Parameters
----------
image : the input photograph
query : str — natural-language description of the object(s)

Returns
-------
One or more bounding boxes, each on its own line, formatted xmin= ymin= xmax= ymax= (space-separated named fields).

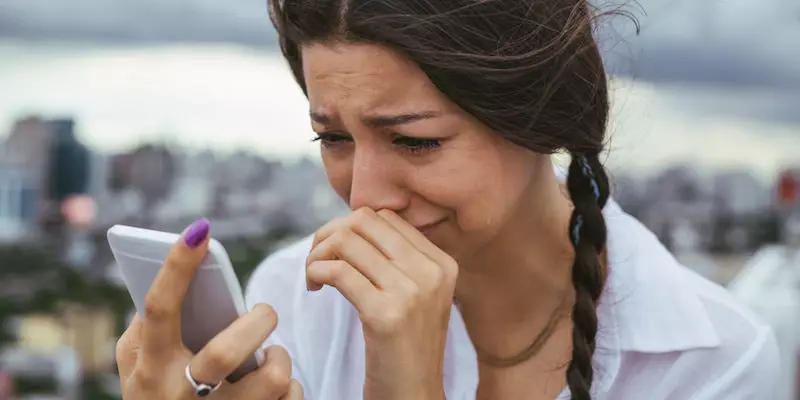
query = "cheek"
xmin=434 ymin=144 xmax=533 ymax=239
xmin=415 ymin=147 xmax=530 ymax=236
xmin=452 ymin=174 xmax=524 ymax=236
xmin=321 ymin=154 xmax=352 ymax=203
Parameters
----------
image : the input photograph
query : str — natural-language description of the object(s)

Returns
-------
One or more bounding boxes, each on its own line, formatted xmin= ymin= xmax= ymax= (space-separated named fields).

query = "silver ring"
xmin=185 ymin=363 xmax=222 ymax=398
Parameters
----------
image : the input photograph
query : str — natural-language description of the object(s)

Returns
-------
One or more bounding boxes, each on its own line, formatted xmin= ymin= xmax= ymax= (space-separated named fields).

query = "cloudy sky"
xmin=0 ymin=0 xmax=798 ymax=179
xmin=2 ymin=0 xmax=798 ymax=89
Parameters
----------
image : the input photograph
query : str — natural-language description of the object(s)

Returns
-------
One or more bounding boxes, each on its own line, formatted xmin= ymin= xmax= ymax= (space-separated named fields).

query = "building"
xmin=2 ymin=116 xmax=98 ymax=232
xmin=2 ymin=116 xmax=55 ymax=195
xmin=271 ymin=157 xmax=348 ymax=231
xmin=638 ymin=165 xmax=716 ymax=250
xmin=0 ymin=160 xmax=38 ymax=243
xmin=712 ymin=170 xmax=768 ymax=216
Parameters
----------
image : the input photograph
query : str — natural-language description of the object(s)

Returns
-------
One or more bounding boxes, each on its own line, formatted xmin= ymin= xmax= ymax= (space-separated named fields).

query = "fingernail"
xmin=184 ymin=218 xmax=210 ymax=248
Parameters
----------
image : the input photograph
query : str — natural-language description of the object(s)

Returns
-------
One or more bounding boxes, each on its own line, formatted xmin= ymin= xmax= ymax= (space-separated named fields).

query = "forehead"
xmin=300 ymin=42 xmax=451 ymax=114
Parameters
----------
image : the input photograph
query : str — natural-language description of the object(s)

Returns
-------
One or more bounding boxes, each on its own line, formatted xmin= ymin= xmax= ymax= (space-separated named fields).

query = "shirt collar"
xmin=602 ymin=199 xmax=721 ymax=352
xmin=553 ymin=162 xmax=720 ymax=350
xmin=586 ymin=199 xmax=721 ymax=397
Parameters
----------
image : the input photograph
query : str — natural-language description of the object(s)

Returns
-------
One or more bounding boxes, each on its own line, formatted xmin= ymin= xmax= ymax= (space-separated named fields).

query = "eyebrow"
xmin=310 ymin=111 xmax=442 ymax=127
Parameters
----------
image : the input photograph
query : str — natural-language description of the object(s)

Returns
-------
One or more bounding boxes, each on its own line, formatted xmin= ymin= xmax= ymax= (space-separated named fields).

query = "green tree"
xmin=1 ymin=244 xmax=131 ymax=399
xmin=0 ymin=244 xmax=131 ymax=351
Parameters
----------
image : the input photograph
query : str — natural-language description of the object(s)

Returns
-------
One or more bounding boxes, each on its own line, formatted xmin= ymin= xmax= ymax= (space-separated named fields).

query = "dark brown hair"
xmin=269 ymin=0 xmax=622 ymax=397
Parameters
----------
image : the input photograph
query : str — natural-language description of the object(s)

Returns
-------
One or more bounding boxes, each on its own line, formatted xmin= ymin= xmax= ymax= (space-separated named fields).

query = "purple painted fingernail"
xmin=184 ymin=218 xmax=210 ymax=248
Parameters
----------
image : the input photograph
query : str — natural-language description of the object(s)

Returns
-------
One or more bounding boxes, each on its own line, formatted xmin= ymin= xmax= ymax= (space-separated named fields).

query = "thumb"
xmin=116 ymin=313 xmax=144 ymax=387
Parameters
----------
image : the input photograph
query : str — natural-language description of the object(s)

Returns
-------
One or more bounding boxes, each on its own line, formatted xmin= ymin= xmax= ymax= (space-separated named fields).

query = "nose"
xmin=348 ymin=147 xmax=408 ymax=212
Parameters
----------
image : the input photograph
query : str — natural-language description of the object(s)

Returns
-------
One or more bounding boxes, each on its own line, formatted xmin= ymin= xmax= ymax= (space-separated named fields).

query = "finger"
xmin=313 ymin=207 xmax=422 ymax=268
xmin=377 ymin=210 xmax=456 ymax=271
xmin=236 ymin=345 xmax=293 ymax=400
xmin=308 ymin=214 xmax=353 ymax=291
xmin=311 ymin=214 xmax=348 ymax=248
xmin=307 ymin=260 xmax=379 ymax=308
xmin=310 ymin=208 xmax=435 ymax=287
xmin=346 ymin=209 xmax=441 ymax=284
xmin=116 ymin=313 xmax=144 ymax=388
xmin=279 ymin=380 xmax=304 ymax=400
xmin=306 ymin=228 xmax=406 ymax=290
xmin=189 ymin=303 xmax=278 ymax=386
xmin=141 ymin=218 xmax=210 ymax=357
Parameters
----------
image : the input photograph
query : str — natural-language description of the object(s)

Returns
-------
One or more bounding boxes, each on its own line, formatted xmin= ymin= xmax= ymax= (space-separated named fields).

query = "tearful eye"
xmin=311 ymin=132 xmax=351 ymax=148
xmin=311 ymin=132 xmax=442 ymax=155
xmin=392 ymin=136 xmax=441 ymax=154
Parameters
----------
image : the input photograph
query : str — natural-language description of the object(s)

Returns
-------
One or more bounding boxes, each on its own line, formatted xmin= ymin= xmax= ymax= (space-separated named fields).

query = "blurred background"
xmin=0 ymin=0 xmax=799 ymax=399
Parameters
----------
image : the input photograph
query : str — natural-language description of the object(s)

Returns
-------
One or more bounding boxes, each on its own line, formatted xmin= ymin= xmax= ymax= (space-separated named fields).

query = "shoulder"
xmin=676 ymin=269 xmax=781 ymax=399
xmin=601 ymin=202 xmax=781 ymax=399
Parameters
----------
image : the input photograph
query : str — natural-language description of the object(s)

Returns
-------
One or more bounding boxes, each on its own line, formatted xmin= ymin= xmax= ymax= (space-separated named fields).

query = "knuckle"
xmin=329 ymin=260 xmax=349 ymax=277
xmin=426 ymin=265 xmax=446 ymax=287
xmin=314 ymin=215 xmax=346 ymax=245
xmin=402 ymin=279 xmax=422 ymax=298
xmin=164 ymin=252 xmax=189 ymax=273
xmin=132 ymin=367 xmax=160 ymax=389
xmin=331 ymin=229 xmax=351 ymax=247
xmin=386 ymin=234 xmax=411 ymax=254
xmin=323 ymin=260 xmax=350 ymax=286
xmin=312 ymin=228 xmax=325 ymax=247
xmin=143 ymin=292 xmax=169 ymax=321
xmin=441 ymin=256 xmax=459 ymax=280
xmin=375 ymin=209 xmax=394 ymax=219
xmin=263 ymin=363 xmax=292 ymax=391
xmin=203 ymin=343 xmax=239 ymax=371
xmin=253 ymin=302 xmax=277 ymax=320
xmin=351 ymin=207 xmax=376 ymax=227
xmin=252 ymin=303 xmax=278 ymax=331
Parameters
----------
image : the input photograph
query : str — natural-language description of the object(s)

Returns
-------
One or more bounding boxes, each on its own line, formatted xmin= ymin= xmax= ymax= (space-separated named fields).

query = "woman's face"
xmin=301 ymin=42 xmax=547 ymax=259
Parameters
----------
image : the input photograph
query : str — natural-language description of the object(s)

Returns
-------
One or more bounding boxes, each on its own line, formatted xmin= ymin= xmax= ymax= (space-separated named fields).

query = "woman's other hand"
xmin=307 ymin=208 xmax=457 ymax=400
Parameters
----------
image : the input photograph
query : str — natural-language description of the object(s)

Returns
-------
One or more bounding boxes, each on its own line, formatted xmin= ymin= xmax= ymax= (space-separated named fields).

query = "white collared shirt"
xmin=245 ymin=198 xmax=781 ymax=399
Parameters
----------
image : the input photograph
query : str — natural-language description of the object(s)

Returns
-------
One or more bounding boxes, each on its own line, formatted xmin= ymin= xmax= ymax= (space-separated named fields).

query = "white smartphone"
xmin=107 ymin=224 xmax=264 ymax=382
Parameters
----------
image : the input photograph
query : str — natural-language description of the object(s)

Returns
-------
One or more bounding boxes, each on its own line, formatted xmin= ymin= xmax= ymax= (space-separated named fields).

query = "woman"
xmin=115 ymin=0 xmax=780 ymax=399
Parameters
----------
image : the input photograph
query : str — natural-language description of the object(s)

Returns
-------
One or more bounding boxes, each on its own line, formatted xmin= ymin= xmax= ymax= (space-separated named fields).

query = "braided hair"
xmin=565 ymin=153 xmax=610 ymax=399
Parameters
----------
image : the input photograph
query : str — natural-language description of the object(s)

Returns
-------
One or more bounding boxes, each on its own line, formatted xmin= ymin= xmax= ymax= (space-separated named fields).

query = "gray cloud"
xmin=618 ymin=42 xmax=800 ymax=90
xmin=2 ymin=0 xmax=799 ymax=88
xmin=663 ymin=86 xmax=800 ymax=127
xmin=596 ymin=0 xmax=800 ymax=125
xmin=1 ymin=0 xmax=799 ymax=126
xmin=0 ymin=0 xmax=276 ymax=45
xmin=598 ymin=0 xmax=800 ymax=90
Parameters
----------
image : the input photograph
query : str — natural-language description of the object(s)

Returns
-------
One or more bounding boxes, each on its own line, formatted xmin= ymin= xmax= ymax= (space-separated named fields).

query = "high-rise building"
xmin=2 ymin=116 xmax=94 ymax=228
xmin=0 ymin=160 xmax=38 ymax=243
